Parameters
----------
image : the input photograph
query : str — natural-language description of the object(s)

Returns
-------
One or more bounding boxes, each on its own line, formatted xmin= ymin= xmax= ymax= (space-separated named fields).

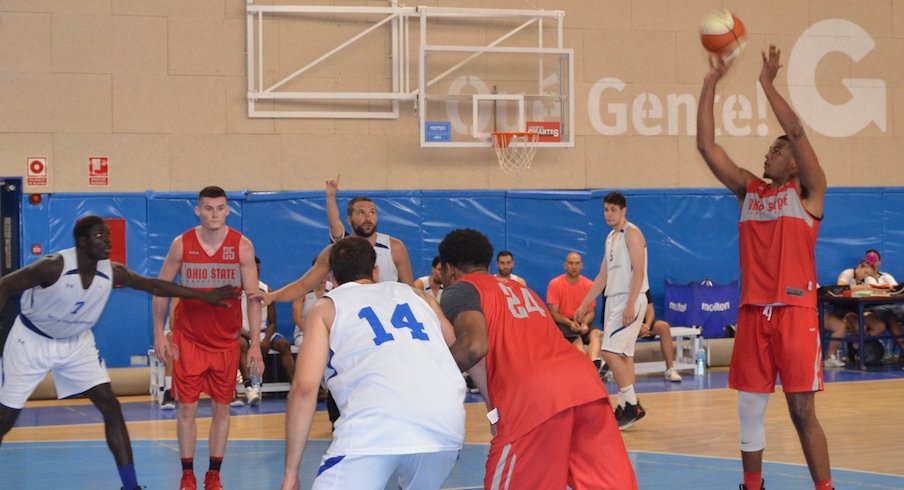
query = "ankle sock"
xmin=117 ymin=463 xmax=138 ymax=490
xmin=743 ymin=472 xmax=762 ymax=490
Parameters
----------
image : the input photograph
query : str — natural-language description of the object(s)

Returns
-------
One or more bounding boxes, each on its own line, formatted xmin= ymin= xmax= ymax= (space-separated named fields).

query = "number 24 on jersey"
xmin=498 ymin=283 xmax=546 ymax=319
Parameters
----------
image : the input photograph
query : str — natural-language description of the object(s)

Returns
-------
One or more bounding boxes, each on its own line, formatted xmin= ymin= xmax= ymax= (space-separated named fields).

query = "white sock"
xmin=618 ymin=385 xmax=637 ymax=406
xmin=164 ymin=376 xmax=172 ymax=390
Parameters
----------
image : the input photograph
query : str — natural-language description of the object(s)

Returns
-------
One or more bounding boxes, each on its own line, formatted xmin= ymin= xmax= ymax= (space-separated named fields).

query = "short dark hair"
xmin=439 ymin=229 xmax=494 ymax=271
xmin=346 ymin=196 xmax=374 ymax=217
xmin=496 ymin=251 xmax=513 ymax=261
xmin=329 ymin=237 xmax=376 ymax=285
xmin=777 ymin=135 xmax=790 ymax=142
xmin=865 ymin=249 xmax=881 ymax=260
xmin=73 ymin=215 xmax=106 ymax=245
xmin=198 ymin=186 xmax=227 ymax=201
xmin=431 ymin=255 xmax=442 ymax=268
xmin=603 ymin=191 xmax=626 ymax=208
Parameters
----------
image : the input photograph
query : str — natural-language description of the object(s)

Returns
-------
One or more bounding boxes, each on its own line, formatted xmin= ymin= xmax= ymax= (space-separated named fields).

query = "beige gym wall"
xmin=0 ymin=0 xmax=900 ymax=193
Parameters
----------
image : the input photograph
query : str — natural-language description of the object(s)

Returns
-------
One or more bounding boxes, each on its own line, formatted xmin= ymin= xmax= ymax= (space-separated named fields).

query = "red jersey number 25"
xmin=497 ymin=283 xmax=546 ymax=319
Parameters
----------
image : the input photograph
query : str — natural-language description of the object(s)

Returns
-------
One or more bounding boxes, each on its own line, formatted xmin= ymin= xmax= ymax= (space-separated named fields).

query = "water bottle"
xmin=250 ymin=358 xmax=262 ymax=390
xmin=695 ymin=348 xmax=706 ymax=376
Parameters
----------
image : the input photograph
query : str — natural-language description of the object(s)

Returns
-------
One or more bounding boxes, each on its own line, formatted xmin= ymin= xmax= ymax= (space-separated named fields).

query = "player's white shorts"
xmin=313 ymin=450 xmax=459 ymax=490
xmin=0 ymin=319 xmax=110 ymax=409
xmin=602 ymin=293 xmax=648 ymax=357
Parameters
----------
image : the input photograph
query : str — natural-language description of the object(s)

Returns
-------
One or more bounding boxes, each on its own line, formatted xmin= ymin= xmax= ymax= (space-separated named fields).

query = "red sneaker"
xmin=179 ymin=471 xmax=197 ymax=490
xmin=204 ymin=471 xmax=224 ymax=490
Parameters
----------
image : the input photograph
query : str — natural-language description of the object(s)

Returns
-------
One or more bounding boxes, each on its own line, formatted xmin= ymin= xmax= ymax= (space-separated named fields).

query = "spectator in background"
xmin=495 ymin=251 xmax=527 ymax=286
xmin=546 ymin=252 xmax=602 ymax=369
xmin=414 ymin=255 xmax=444 ymax=300
xmin=860 ymin=250 xmax=904 ymax=358
xmin=823 ymin=259 xmax=897 ymax=367
xmin=291 ymin=258 xmax=332 ymax=405
xmin=639 ymin=291 xmax=683 ymax=382
xmin=291 ymin=259 xmax=332 ymax=349
xmin=239 ymin=257 xmax=293 ymax=406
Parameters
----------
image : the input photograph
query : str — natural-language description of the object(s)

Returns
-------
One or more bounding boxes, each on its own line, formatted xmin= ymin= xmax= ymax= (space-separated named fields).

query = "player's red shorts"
xmin=729 ymin=305 xmax=824 ymax=393
xmin=172 ymin=330 xmax=240 ymax=405
xmin=484 ymin=398 xmax=637 ymax=490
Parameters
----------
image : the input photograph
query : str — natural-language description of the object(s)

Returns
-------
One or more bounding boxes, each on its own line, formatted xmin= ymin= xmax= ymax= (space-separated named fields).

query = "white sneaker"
xmin=245 ymin=385 xmax=261 ymax=406
xmin=823 ymin=355 xmax=846 ymax=368
xmin=229 ymin=393 xmax=244 ymax=408
xmin=160 ymin=389 xmax=176 ymax=410
xmin=663 ymin=368 xmax=683 ymax=382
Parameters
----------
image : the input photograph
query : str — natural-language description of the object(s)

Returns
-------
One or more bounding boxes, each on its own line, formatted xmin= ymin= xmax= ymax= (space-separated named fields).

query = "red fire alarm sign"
xmin=89 ymin=157 xmax=109 ymax=186
xmin=27 ymin=157 xmax=48 ymax=186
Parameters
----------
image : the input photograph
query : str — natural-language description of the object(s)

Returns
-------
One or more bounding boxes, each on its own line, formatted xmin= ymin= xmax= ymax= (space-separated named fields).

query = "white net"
xmin=491 ymin=132 xmax=539 ymax=173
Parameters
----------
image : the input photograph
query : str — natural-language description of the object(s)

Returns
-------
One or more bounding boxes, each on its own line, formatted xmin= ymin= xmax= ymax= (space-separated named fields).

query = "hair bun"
xmin=865 ymin=251 xmax=879 ymax=266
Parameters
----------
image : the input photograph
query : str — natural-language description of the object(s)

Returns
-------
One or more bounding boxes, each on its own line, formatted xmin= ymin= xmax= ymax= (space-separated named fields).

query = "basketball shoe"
xmin=617 ymin=402 xmax=646 ymax=430
xmin=179 ymin=471 xmax=196 ymax=490
xmin=160 ymin=389 xmax=176 ymax=410
xmin=204 ymin=471 xmax=224 ymax=490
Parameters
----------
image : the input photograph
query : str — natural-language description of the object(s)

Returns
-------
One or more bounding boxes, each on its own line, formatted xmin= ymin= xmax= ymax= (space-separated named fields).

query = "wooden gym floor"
xmin=2 ymin=365 xmax=904 ymax=489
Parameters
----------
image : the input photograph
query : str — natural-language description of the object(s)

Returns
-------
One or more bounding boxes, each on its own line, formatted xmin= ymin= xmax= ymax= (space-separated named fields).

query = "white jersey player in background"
xmin=0 ymin=215 xmax=235 ymax=490
xmin=413 ymin=255 xmax=444 ymax=300
xmin=280 ymin=237 xmax=465 ymax=490
xmin=324 ymin=175 xmax=414 ymax=285
xmin=576 ymin=191 xmax=651 ymax=430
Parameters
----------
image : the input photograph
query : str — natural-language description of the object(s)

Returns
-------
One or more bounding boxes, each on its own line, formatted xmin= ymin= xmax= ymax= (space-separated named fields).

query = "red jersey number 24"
xmin=497 ymin=283 xmax=546 ymax=319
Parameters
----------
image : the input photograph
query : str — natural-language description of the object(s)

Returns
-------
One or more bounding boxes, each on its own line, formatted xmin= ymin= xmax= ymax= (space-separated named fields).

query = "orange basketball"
xmin=700 ymin=10 xmax=747 ymax=62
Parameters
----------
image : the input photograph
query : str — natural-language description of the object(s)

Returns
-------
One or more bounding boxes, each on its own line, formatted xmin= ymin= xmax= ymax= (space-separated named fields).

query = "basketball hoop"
xmin=491 ymin=131 xmax=539 ymax=173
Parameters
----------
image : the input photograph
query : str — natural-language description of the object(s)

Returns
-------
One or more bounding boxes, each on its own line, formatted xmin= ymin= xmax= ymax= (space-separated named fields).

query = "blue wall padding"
xmin=816 ymin=189 xmax=881 ymax=283
xmin=419 ymin=192 xmax=506 ymax=275
xmin=880 ymin=191 xmax=904 ymax=273
xmin=18 ymin=187 xmax=904 ymax=367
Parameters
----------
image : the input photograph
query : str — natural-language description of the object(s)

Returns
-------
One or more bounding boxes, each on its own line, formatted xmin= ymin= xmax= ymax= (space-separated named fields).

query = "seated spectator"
xmin=862 ymin=250 xmax=904 ymax=358
xmin=638 ymin=291 xmax=682 ymax=382
xmin=495 ymin=250 xmax=527 ymax=286
xmin=159 ymin=302 xmax=177 ymax=410
xmin=239 ymin=257 xmax=290 ymax=405
xmin=414 ymin=255 xmax=444 ymax=300
xmin=546 ymin=252 xmax=602 ymax=368
xmin=823 ymin=259 xmax=885 ymax=367
xmin=291 ymin=259 xmax=332 ymax=406
xmin=292 ymin=260 xmax=332 ymax=348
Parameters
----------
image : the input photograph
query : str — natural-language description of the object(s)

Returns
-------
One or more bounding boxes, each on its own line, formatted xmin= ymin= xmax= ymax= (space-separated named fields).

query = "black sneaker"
xmin=739 ymin=480 xmax=765 ymax=490
xmin=597 ymin=362 xmax=610 ymax=382
xmin=617 ymin=402 xmax=646 ymax=430
xmin=464 ymin=373 xmax=480 ymax=394
xmin=613 ymin=404 xmax=624 ymax=421
xmin=160 ymin=389 xmax=175 ymax=410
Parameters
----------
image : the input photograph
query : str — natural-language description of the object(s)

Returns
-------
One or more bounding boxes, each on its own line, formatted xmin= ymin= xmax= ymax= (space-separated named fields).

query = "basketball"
xmin=700 ymin=10 xmax=747 ymax=62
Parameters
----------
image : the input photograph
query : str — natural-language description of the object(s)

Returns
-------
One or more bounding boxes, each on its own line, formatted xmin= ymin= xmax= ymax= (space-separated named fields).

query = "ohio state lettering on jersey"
xmin=181 ymin=263 xmax=240 ymax=287
xmin=738 ymin=178 xmax=820 ymax=307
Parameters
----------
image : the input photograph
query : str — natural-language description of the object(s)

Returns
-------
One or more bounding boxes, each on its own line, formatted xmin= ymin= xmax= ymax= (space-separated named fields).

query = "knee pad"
xmin=737 ymin=391 xmax=769 ymax=452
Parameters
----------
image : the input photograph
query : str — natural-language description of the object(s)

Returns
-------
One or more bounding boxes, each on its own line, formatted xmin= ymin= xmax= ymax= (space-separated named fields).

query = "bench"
xmin=632 ymin=326 xmax=702 ymax=375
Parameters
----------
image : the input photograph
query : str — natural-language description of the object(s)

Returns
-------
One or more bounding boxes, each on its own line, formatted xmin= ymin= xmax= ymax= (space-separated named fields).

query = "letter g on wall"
xmin=788 ymin=19 xmax=886 ymax=137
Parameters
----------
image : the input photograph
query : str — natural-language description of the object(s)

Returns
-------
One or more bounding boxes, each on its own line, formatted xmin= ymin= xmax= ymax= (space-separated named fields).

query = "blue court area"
xmin=3 ymin=440 xmax=904 ymax=489
xmin=5 ymin=367 xmax=904 ymax=489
